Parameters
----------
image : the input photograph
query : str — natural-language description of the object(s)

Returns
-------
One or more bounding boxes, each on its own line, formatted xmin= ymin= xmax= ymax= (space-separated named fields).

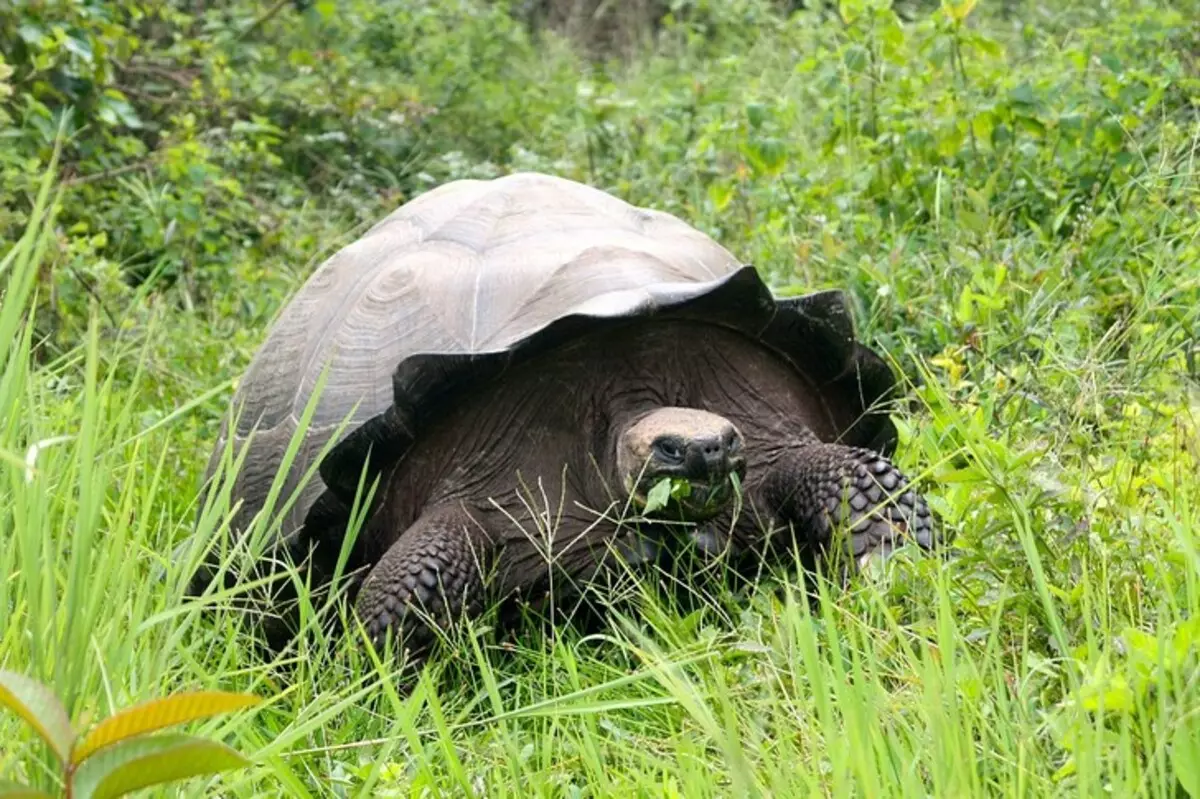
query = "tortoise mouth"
xmin=629 ymin=471 xmax=742 ymax=522
xmin=676 ymin=480 xmax=736 ymax=517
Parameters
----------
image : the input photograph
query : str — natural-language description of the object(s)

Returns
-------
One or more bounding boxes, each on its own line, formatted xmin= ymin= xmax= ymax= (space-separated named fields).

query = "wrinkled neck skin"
xmin=363 ymin=319 xmax=829 ymax=585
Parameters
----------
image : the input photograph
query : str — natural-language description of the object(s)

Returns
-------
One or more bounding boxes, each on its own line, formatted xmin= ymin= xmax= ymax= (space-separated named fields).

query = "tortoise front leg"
xmin=759 ymin=442 xmax=935 ymax=565
xmin=355 ymin=504 xmax=488 ymax=665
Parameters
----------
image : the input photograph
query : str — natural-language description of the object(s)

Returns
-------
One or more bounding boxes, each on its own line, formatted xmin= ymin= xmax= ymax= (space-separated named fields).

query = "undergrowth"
xmin=1 ymin=0 xmax=1198 ymax=796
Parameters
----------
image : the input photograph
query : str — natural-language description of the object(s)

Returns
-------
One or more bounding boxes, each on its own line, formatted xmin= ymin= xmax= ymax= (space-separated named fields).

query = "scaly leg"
xmin=354 ymin=504 xmax=487 ymax=663
xmin=760 ymin=442 xmax=935 ymax=565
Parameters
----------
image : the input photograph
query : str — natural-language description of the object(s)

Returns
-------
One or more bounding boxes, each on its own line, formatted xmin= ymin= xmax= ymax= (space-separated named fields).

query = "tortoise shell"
xmin=200 ymin=172 xmax=897 ymax=564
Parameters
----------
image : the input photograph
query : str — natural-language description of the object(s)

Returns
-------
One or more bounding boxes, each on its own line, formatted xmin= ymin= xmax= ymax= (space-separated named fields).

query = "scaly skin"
xmin=760 ymin=442 xmax=934 ymax=564
xmin=354 ymin=504 xmax=485 ymax=660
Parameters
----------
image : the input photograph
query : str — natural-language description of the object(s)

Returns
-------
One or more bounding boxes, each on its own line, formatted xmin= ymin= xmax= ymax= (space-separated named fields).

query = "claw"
xmin=856 ymin=549 xmax=882 ymax=573
xmin=855 ymin=540 xmax=895 ymax=573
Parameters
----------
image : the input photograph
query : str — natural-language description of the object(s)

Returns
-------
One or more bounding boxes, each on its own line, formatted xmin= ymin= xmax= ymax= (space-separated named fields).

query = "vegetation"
xmin=1 ymin=0 xmax=1198 ymax=795
xmin=0 ymin=666 xmax=261 ymax=799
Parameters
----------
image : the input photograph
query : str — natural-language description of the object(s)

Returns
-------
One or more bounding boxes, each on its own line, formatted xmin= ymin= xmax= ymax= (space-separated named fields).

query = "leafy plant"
xmin=0 ymin=670 xmax=261 ymax=799
xmin=643 ymin=476 xmax=695 ymax=514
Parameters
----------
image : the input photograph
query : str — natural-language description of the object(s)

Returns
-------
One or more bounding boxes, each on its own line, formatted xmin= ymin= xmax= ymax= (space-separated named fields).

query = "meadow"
xmin=1 ymin=0 xmax=1198 ymax=795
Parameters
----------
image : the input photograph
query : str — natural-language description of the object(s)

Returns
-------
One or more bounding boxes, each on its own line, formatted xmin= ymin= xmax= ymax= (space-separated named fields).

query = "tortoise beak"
xmin=672 ymin=456 xmax=746 ymax=520
xmin=684 ymin=435 xmax=746 ymax=485
xmin=623 ymin=414 xmax=748 ymax=522
xmin=664 ymin=434 xmax=746 ymax=519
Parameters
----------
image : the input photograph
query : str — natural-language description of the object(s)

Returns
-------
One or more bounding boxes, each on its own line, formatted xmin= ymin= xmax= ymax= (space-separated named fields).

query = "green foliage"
xmin=1 ymin=0 xmax=1199 ymax=796
xmin=0 ymin=671 xmax=75 ymax=766
xmin=0 ymin=669 xmax=261 ymax=798
xmin=0 ymin=0 xmax=579 ymax=356
xmin=643 ymin=476 xmax=695 ymax=514
xmin=0 ymin=156 xmax=265 ymax=798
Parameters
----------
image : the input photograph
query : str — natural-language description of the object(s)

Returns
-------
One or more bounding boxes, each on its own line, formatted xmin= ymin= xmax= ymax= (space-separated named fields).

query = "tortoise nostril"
xmin=695 ymin=437 xmax=725 ymax=462
xmin=697 ymin=438 xmax=730 ymax=475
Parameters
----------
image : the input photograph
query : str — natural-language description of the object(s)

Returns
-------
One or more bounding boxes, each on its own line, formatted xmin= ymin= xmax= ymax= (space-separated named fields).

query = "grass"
xmin=2 ymin=0 xmax=1199 ymax=796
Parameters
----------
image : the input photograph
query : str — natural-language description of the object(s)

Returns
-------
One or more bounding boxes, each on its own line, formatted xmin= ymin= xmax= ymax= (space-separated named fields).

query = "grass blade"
xmin=1173 ymin=715 xmax=1200 ymax=798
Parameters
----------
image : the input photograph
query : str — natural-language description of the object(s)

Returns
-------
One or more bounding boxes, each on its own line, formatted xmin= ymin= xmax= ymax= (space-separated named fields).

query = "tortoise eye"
xmin=653 ymin=438 xmax=684 ymax=463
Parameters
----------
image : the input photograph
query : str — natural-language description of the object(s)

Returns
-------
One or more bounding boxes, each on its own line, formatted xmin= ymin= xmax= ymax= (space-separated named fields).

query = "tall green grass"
xmin=2 ymin=1 xmax=1199 ymax=797
xmin=2 ymin=147 xmax=1197 ymax=798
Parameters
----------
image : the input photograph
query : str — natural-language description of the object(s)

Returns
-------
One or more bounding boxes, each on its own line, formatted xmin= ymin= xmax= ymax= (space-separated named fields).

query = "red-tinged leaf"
xmin=69 ymin=733 xmax=253 ymax=799
xmin=0 ymin=780 xmax=56 ymax=799
xmin=0 ymin=670 xmax=74 ymax=763
xmin=73 ymin=690 xmax=261 ymax=763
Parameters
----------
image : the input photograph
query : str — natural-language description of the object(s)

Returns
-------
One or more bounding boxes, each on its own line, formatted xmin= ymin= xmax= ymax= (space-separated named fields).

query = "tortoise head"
xmin=616 ymin=407 xmax=746 ymax=522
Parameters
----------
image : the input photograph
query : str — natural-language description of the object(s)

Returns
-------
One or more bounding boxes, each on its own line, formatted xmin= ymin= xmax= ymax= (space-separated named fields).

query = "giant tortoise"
xmin=187 ymin=172 xmax=934 ymax=661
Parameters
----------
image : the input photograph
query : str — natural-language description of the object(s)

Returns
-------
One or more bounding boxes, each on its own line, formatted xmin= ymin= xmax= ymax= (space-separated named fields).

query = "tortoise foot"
xmin=766 ymin=443 xmax=936 ymax=564
xmin=354 ymin=506 xmax=484 ymax=663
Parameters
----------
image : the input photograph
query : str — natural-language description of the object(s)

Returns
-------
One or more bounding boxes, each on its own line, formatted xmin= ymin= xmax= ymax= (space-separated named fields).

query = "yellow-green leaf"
xmin=0 ymin=670 xmax=74 ymax=763
xmin=943 ymin=0 xmax=978 ymax=23
xmin=837 ymin=0 xmax=866 ymax=25
xmin=1079 ymin=672 xmax=1136 ymax=714
xmin=1051 ymin=755 xmax=1076 ymax=782
xmin=643 ymin=477 xmax=673 ymax=514
xmin=73 ymin=691 xmax=261 ymax=763
xmin=0 ymin=780 xmax=56 ymax=799
xmin=69 ymin=733 xmax=253 ymax=799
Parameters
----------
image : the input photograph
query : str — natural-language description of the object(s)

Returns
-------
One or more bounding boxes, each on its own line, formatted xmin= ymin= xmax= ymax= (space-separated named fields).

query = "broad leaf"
xmin=0 ymin=780 xmax=56 ymax=799
xmin=73 ymin=691 xmax=261 ymax=763
xmin=668 ymin=478 xmax=692 ymax=501
xmin=0 ymin=670 xmax=74 ymax=763
xmin=1173 ymin=716 xmax=1200 ymax=797
xmin=643 ymin=478 xmax=673 ymax=514
xmin=70 ymin=733 xmax=253 ymax=799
